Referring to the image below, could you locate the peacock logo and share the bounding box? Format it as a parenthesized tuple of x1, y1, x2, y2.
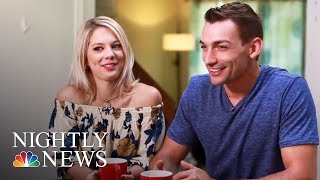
(13, 151, 40, 167)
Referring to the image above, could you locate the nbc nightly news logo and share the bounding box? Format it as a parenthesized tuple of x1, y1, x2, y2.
(13, 151, 40, 167)
(12, 132, 108, 168)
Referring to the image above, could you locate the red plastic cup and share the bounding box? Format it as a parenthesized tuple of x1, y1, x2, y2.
(98, 158, 128, 180)
(140, 170, 173, 180)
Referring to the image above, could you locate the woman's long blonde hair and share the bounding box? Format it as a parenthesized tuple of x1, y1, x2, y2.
(69, 16, 138, 104)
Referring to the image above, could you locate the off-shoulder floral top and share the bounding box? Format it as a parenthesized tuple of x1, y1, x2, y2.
(48, 99, 165, 180)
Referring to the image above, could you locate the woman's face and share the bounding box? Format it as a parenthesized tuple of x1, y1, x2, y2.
(86, 26, 125, 84)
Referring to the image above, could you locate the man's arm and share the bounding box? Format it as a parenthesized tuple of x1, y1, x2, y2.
(262, 144, 317, 179)
(150, 136, 190, 174)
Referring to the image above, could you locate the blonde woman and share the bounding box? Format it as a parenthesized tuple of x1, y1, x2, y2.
(48, 16, 165, 180)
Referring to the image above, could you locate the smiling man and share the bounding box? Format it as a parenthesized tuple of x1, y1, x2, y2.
(151, 2, 318, 179)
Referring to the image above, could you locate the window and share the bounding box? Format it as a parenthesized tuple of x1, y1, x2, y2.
(189, 0, 305, 77)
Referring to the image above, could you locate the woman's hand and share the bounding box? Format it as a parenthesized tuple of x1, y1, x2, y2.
(121, 173, 135, 180)
(125, 165, 144, 179)
(86, 170, 99, 180)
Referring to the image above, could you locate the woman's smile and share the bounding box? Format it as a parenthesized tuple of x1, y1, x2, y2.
(101, 62, 118, 71)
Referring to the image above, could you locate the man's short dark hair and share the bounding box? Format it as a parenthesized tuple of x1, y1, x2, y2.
(205, 2, 263, 44)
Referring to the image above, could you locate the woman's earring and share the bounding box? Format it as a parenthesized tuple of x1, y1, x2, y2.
(85, 65, 90, 71)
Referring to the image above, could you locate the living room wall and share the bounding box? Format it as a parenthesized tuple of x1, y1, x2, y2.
(96, 0, 193, 103)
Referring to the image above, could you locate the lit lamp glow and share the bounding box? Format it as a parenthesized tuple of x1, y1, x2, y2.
(162, 33, 195, 51)
(162, 33, 195, 98)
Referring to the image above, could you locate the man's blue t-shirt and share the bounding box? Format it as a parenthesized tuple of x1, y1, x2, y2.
(167, 66, 318, 179)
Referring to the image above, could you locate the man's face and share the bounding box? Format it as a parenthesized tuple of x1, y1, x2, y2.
(200, 19, 253, 85)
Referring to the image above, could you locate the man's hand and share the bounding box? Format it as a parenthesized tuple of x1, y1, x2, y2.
(173, 161, 212, 180)
(151, 159, 165, 170)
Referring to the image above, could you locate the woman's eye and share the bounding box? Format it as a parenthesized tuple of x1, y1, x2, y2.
(93, 47, 103, 51)
(112, 43, 122, 49)
(200, 45, 206, 49)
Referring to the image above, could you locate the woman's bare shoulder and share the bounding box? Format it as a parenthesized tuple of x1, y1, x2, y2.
(131, 83, 162, 107)
(56, 85, 84, 104)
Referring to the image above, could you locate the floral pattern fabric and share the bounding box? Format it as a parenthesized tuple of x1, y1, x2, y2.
(48, 99, 165, 180)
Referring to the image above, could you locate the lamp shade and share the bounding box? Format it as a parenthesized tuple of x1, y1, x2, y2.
(163, 33, 195, 51)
